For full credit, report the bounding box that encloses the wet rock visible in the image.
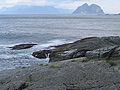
[111,46,120,58]
[32,50,52,59]
[86,45,120,60]
[32,49,87,62]
[9,44,37,50]
[32,36,120,62]
[86,46,117,58]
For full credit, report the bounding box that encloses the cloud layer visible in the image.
[0,0,120,14]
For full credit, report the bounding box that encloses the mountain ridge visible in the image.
[0,5,72,14]
[0,4,105,14]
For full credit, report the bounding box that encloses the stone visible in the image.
[86,45,120,60]
[0,60,120,90]
[32,36,120,62]
[8,44,37,50]
[3,81,28,90]
[32,50,52,59]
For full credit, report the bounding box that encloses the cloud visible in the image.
[90,0,120,14]
[54,1,89,10]
[0,0,120,13]
[0,0,48,6]
[54,0,120,14]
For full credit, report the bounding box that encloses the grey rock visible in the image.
[86,45,120,60]
[0,59,120,90]
[2,81,28,90]
[8,44,37,50]
[86,46,118,58]
[32,36,120,62]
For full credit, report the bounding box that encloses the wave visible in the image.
[0,39,72,71]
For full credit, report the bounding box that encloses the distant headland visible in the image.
[73,3,104,15]
[0,3,105,15]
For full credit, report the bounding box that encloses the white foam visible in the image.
[0,39,74,71]
[32,39,69,50]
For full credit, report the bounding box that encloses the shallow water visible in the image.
[0,14,120,71]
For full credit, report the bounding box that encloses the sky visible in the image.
[0,0,120,14]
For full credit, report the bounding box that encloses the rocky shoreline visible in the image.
[32,36,120,63]
[0,36,120,90]
[0,58,120,90]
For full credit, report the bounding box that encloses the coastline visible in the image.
[0,36,120,89]
[0,39,72,71]
[32,36,120,62]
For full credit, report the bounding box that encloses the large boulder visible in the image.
[9,44,37,50]
[32,49,87,62]
[32,36,120,62]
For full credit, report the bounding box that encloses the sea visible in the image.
[0,14,120,71]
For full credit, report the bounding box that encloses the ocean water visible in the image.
[0,14,120,71]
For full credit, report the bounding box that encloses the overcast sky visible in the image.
[0,0,120,14]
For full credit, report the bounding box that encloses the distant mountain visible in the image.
[73,3,104,15]
[0,5,72,14]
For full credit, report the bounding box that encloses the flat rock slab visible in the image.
[0,58,120,90]
[8,44,37,50]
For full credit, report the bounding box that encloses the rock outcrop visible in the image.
[0,59,120,90]
[86,46,120,59]
[1,36,120,90]
[32,36,120,62]
[9,44,37,50]
[73,3,104,15]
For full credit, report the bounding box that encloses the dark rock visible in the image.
[86,45,120,60]
[8,44,37,50]
[32,50,52,59]
[86,46,117,58]
[104,46,120,60]
[32,36,120,62]
[32,49,88,62]
[3,81,28,90]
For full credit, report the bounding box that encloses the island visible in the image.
[73,3,105,15]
